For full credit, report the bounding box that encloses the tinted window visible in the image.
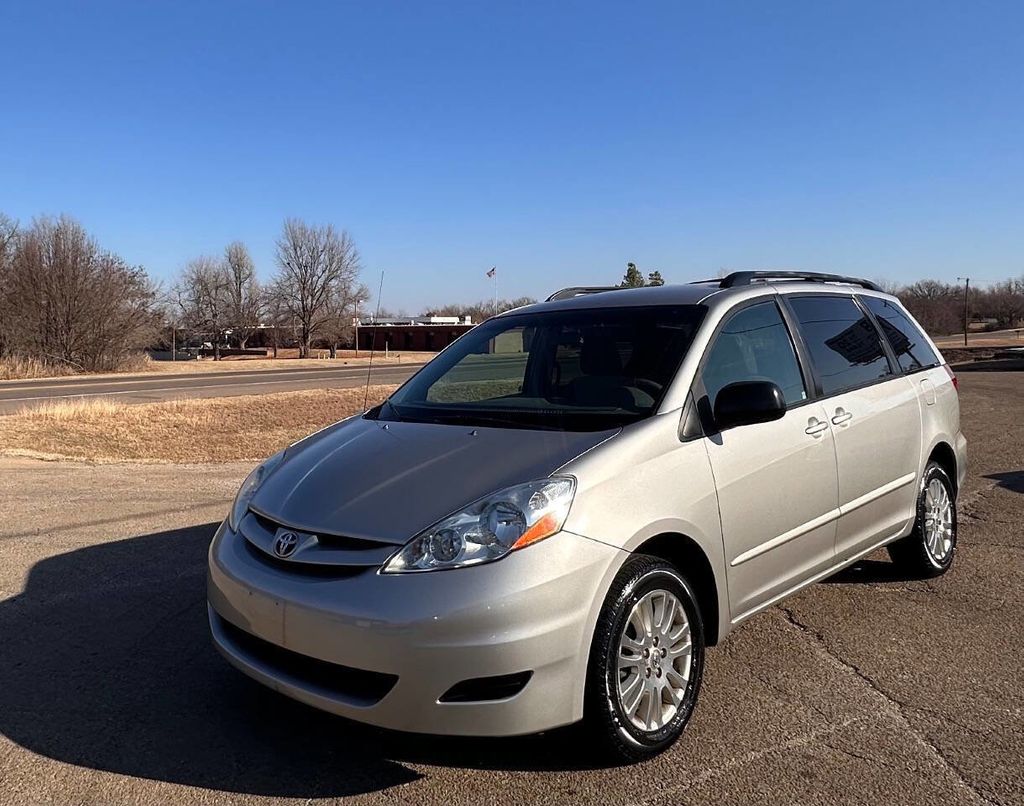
[383,306,706,431]
[702,302,807,406]
[788,296,893,396]
[861,296,941,372]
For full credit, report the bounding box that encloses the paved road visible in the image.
[0,363,424,414]
[0,371,1021,805]
[934,328,1024,347]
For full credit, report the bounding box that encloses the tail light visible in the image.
[944,364,959,392]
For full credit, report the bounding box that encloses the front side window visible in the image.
[788,295,893,396]
[861,296,941,372]
[380,305,706,431]
[701,301,807,407]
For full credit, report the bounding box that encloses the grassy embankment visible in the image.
[0,385,398,463]
[0,350,436,381]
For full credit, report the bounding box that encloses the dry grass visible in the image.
[0,356,80,381]
[0,352,154,381]
[143,352,435,375]
[0,351,435,383]
[0,385,398,463]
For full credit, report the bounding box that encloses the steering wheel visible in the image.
[634,378,664,398]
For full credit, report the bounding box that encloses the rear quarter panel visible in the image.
[917,365,964,488]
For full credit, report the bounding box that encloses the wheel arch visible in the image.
[926,440,958,496]
[631,532,723,646]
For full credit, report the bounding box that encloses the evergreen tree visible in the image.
[619,262,646,288]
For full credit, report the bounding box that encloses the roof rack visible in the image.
[714,271,881,292]
[546,286,622,302]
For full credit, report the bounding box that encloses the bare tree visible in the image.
[0,213,17,266]
[223,241,263,348]
[262,285,293,359]
[0,215,158,371]
[173,256,231,359]
[981,278,1024,329]
[272,218,362,357]
[0,214,17,356]
[322,282,371,357]
[897,280,962,336]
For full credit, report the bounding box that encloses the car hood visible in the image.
[251,416,619,545]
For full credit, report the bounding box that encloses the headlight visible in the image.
[228,451,285,531]
[382,477,576,573]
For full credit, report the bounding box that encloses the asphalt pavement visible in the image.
[0,371,1021,805]
[0,363,425,414]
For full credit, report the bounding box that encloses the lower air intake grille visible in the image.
[216,614,398,705]
[439,671,533,703]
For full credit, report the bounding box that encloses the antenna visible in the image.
[363,270,385,411]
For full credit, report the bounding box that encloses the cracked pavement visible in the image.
[0,371,1021,805]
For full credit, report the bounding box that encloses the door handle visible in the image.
[805,418,829,437]
[831,408,853,425]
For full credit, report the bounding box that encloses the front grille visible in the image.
[250,511,394,551]
[242,539,370,578]
[216,613,398,705]
[241,509,398,571]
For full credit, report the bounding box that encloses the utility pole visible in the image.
[956,276,970,347]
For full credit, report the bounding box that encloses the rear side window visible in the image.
[860,296,941,372]
[787,296,893,397]
[701,301,807,406]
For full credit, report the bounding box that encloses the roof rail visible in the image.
[716,271,881,292]
[546,286,622,302]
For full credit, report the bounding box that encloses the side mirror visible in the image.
[713,381,787,431]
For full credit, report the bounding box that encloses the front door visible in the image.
[697,300,840,620]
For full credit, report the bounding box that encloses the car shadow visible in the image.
[0,523,605,799]
[821,558,924,585]
[984,470,1024,493]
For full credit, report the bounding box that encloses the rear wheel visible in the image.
[888,461,957,577]
[583,555,705,762]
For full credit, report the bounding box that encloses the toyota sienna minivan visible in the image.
[208,271,965,760]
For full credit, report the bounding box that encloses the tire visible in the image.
[583,554,705,762]
[887,461,957,577]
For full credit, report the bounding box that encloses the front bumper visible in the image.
[207,520,624,736]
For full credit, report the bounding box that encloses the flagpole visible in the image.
[487,266,497,317]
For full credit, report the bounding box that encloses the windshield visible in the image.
[374,304,706,431]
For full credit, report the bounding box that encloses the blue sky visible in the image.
[1,1,1022,311]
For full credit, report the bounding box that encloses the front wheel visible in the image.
[888,461,957,577]
[583,555,705,762]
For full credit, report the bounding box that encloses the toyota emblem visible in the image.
[273,530,300,558]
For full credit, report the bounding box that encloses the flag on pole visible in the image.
[486,266,496,278]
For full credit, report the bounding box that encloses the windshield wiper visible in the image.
[381,399,404,421]
[416,410,565,431]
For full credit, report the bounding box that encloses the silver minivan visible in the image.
[208,272,966,760]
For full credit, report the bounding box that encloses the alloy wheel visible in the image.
[616,589,692,732]
[923,477,954,562]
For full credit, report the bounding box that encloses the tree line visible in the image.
[0,213,371,372]
[170,218,368,359]
[422,297,537,321]
[879,278,1024,337]
[1,212,1021,376]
